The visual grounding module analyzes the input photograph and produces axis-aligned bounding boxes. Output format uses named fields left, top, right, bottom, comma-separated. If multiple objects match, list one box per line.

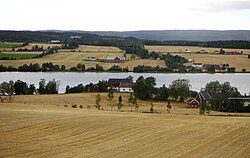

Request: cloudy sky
left=0, top=0, right=250, bottom=31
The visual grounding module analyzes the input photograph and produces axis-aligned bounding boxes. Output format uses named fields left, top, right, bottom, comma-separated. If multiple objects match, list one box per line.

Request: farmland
left=174, top=53, right=250, bottom=71
left=0, top=43, right=166, bottom=70
left=0, top=93, right=249, bottom=158
left=18, top=43, right=62, bottom=50
left=145, top=45, right=250, bottom=71
left=145, top=45, right=250, bottom=54
left=0, top=52, right=165, bottom=71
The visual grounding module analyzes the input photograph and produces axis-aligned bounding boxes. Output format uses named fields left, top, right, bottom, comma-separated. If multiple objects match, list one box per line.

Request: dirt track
left=0, top=94, right=249, bottom=158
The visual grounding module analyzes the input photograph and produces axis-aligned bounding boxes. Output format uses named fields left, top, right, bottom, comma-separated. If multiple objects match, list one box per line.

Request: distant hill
left=87, top=30, right=250, bottom=41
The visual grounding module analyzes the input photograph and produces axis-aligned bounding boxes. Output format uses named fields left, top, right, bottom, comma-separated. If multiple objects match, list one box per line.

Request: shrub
left=64, top=105, right=67, bottom=107
left=72, top=104, right=77, bottom=108
left=79, top=105, right=83, bottom=109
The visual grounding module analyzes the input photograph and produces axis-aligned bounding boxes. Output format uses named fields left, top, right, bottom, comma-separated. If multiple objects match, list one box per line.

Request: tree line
left=0, top=79, right=59, bottom=102
left=1, top=76, right=248, bottom=112
left=142, top=40, right=250, bottom=49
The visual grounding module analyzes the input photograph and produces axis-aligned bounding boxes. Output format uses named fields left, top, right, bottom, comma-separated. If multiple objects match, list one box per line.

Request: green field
left=0, top=53, right=37, bottom=60
left=0, top=42, right=23, bottom=48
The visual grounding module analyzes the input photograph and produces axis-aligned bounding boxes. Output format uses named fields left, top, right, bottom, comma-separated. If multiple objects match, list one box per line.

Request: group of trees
left=133, top=76, right=191, bottom=102
left=108, top=65, right=129, bottom=72
left=96, top=91, right=138, bottom=112
left=133, top=65, right=173, bottom=73
left=0, top=79, right=59, bottom=102
left=204, top=81, right=246, bottom=112
left=66, top=80, right=108, bottom=93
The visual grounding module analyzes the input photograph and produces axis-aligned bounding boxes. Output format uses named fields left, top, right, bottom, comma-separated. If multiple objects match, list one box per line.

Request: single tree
left=166, top=101, right=172, bottom=113
left=118, top=95, right=123, bottom=111
left=107, top=89, right=114, bottom=111
left=95, top=93, right=101, bottom=110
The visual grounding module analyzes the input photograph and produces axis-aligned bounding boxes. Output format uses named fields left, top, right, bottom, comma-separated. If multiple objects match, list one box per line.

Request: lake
left=0, top=72, right=249, bottom=94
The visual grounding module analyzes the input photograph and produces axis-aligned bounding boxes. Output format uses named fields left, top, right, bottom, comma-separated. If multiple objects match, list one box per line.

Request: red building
left=187, top=91, right=211, bottom=108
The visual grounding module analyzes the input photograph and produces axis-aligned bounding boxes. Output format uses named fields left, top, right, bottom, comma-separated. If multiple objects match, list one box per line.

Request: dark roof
left=199, top=91, right=211, bottom=100
left=108, top=78, right=131, bottom=84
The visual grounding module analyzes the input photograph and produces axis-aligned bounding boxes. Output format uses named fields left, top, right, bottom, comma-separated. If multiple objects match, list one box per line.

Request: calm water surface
left=0, top=72, right=249, bottom=94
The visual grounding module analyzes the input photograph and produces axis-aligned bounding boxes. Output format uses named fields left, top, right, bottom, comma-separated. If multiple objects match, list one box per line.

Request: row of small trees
left=95, top=90, right=138, bottom=112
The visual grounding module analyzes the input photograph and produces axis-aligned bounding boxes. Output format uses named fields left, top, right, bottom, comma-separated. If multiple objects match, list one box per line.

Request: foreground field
left=0, top=93, right=249, bottom=158
left=145, top=45, right=250, bottom=54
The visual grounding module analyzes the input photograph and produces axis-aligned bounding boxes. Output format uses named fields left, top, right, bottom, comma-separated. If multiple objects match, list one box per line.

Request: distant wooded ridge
left=1, top=30, right=250, bottom=51
left=88, top=30, right=250, bottom=41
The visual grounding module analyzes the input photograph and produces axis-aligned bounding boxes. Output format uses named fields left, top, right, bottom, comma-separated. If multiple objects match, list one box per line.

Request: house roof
left=120, top=82, right=132, bottom=88
left=108, top=78, right=131, bottom=85
left=199, top=91, right=211, bottom=100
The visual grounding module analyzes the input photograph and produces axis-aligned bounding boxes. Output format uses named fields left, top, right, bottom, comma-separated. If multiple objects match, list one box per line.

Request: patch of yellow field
left=174, top=53, right=250, bottom=71
left=0, top=93, right=249, bottom=158
left=19, top=43, right=62, bottom=49
left=0, top=51, right=42, bottom=55
left=120, top=59, right=166, bottom=70
left=146, top=45, right=250, bottom=54
left=75, top=45, right=122, bottom=52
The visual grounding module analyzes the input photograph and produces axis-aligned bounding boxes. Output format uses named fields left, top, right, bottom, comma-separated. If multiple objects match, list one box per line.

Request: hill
left=89, top=30, right=250, bottom=41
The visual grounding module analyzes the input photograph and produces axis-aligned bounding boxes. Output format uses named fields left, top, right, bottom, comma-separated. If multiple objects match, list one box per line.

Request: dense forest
left=142, top=40, right=250, bottom=49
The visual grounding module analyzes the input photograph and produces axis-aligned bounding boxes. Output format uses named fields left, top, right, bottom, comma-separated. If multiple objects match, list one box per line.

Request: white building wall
left=119, top=87, right=134, bottom=93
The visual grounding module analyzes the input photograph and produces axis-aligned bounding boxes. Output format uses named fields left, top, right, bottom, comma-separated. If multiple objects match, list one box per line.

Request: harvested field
left=145, top=45, right=250, bottom=54
left=174, top=53, right=250, bottom=71
left=75, top=45, right=121, bottom=52
left=19, top=43, right=62, bottom=50
left=0, top=93, right=249, bottom=158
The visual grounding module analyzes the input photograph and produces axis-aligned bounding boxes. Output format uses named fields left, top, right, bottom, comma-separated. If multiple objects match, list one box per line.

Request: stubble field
left=0, top=93, right=249, bottom=158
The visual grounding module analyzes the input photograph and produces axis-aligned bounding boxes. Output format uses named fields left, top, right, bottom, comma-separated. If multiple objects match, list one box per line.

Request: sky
left=0, top=0, right=250, bottom=31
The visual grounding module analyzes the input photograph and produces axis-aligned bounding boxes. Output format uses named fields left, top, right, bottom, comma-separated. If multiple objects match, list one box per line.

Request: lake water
left=0, top=72, right=249, bottom=94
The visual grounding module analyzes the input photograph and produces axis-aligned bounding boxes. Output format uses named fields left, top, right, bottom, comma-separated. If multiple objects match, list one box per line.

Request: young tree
left=95, top=93, right=101, bottom=110
left=118, top=95, right=123, bottom=111
left=199, top=102, right=211, bottom=115
left=107, top=89, right=114, bottom=111
left=128, top=92, right=134, bottom=111
left=166, top=101, right=172, bottom=113
left=150, top=102, right=154, bottom=113
left=128, top=92, right=138, bottom=112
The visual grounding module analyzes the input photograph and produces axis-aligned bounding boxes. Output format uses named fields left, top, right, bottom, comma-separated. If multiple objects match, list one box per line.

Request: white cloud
left=0, top=0, right=249, bottom=31
left=191, top=0, right=250, bottom=12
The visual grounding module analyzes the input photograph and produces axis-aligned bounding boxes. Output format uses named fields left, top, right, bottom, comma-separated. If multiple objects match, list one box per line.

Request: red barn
left=187, top=91, right=211, bottom=108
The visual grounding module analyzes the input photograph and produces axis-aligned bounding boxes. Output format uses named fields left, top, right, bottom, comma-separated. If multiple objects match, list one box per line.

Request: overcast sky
left=0, top=0, right=250, bottom=31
